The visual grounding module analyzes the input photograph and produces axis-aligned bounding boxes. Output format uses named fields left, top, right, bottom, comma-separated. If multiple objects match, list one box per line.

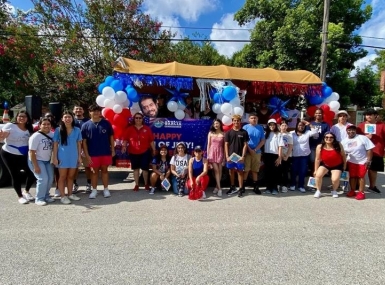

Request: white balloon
left=115, top=91, right=127, bottom=103
left=233, top=106, right=244, bottom=116
left=328, top=92, right=340, bottom=102
left=113, top=104, right=123, bottom=114
left=328, top=101, right=340, bottom=112
left=104, top=98, right=115, bottom=109
left=102, top=86, right=115, bottom=99
left=222, top=115, right=232, bottom=126
left=229, top=97, right=241, bottom=107
left=177, top=103, right=186, bottom=110
left=96, top=95, right=106, bottom=107
left=174, top=109, right=185, bottom=120
left=220, top=103, right=233, bottom=115
left=212, top=103, right=222, bottom=114
left=217, top=113, right=224, bottom=120
left=121, top=99, right=130, bottom=107
left=167, top=101, right=178, bottom=112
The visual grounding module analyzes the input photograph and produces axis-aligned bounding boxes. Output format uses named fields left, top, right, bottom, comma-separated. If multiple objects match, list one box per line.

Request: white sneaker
left=331, top=190, right=339, bottom=198
left=54, top=189, right=60, bottom=197
left=314, top=190, right=321, bottom=198
left=46, top=197, right=55, bottom=203
left=18, top=197, right=29, bottom=204
left=103, top=189, right=111, bottom=198
left=272, top=189, right=278, bottom=195
left=299, top=187, right=306, bottom=193
left=89, top=190, right=97, bottom=199
left=201, top=191, right=206, bottom=199
left=60, top=197, right=71, bottom=204
left=23, top=192, right=34, bottom=201
left=149, top=187, right=155, bottom=195
left=281, top=186, right=288, bottom=193
left=68, top=194, right=81, bottom=201
left=289, top=186, right=296, bottom=191
left=35, top=200, right=47, bottom=206
left=217, top=190, right=222, bottom=197
left=213, top=188, right=218, bottom=194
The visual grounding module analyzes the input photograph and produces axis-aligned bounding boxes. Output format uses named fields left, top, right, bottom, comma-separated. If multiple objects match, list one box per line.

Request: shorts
left=89, top=155, right=112, bottom=168
left=320, top=162, right=344, bottom=172
left=226, top=161, right=245, bottom=171
left=347, top=162, right=367, bottom=178
left=129, top=150, right=151, bottom=170
left=245, top=152, right=261, bottom=172
left=369, top=156, right=384, bottom=172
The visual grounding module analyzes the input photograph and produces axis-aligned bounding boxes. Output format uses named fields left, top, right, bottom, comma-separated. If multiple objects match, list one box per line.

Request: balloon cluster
left=166, top=88, right=188, bottom=120
left=306, top=83, right=340, bottom=126
left=211, top=86, right=244, bottom=126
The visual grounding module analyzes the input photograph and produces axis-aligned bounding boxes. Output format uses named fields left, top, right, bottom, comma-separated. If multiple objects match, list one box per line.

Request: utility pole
left=320, top=0, right=331, bottom=82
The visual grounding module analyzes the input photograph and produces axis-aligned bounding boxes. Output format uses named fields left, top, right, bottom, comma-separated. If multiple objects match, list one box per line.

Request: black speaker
left=25, top=95, right=42, bottom=121
left=49, top=102, right=62, bottom=124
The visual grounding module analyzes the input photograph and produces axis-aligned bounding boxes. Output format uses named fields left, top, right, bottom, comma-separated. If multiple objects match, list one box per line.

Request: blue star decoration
left=267, top=97, right=290, bottom=118
left=165, top=88, right=188, bottom=107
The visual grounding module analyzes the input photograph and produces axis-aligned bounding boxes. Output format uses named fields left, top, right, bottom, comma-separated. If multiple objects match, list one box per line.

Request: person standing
left=224, top=114, right=249, bottom=197
left=357, top=108, right=385, bottom=193
left=122, top=112, right=156, bottom=191
left=206, top=119, right=225, bottom=197
left=0, top=110, right=36, bottom=204
left=82, top=105, right=115, bottom=199
left=242, top=113, right=265, bottom=195
left=330, top=110, right=352, bottom=142
left=28, top=118, right=55, bottom=205
left=341, top=125, right=374, bottom=200
left=278, top=120, right=293, bottom=192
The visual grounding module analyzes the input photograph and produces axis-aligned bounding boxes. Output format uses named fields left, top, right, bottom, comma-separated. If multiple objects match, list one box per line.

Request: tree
left=371, top=50, right=385, bottom=75
left=326, top=69, right=355, bottom=108
left=233, top=0, right=372, bottom=78
left=351, top=66, right=382, bottom=108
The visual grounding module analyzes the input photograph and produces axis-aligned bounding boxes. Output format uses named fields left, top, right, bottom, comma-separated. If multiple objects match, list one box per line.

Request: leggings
left=0, top=149, right=36, bottom=197
left=176, top=177, right=187, bottom=193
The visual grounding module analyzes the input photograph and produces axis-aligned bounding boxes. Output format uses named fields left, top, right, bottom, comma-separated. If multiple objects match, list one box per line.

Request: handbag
left=38, top=131, right=55, bottom=163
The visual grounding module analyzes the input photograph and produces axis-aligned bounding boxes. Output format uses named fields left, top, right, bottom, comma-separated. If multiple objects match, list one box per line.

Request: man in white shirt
left=330, top=110, right=352, bottom=142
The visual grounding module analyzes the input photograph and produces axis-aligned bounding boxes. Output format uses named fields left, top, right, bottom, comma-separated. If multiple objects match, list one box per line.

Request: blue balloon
left=322, top=86, right=333, bottom=98
left=110, top=80, right=124, bottom=92
left=209, top=88, right=217, bottom=99
left=213, top=93, right=223, bottom=103
left=126, top=87, right=138, bottom=101
left=309, top=95, right=324, bottom=105
left=105, top=76, right=115, bottom=85
left=222, top=86, right=237, bottom=101
left=98, top=82, right=107, bottom=94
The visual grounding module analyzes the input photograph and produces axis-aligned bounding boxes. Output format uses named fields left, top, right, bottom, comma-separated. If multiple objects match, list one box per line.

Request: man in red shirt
left=122, top=112, right=156, bottom=191
left=357, top=108, right=385, bottom=193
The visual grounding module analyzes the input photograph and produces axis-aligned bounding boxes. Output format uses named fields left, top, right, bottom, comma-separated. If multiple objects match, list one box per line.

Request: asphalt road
left=1, top=168, right=385, bottom=285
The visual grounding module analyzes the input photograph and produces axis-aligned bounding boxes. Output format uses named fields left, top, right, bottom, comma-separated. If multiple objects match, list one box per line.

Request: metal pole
left=320, top=0, right=330, bottom=81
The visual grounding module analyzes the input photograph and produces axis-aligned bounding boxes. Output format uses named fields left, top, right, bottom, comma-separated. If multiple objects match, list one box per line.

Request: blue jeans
left=291, top=156, right=309, bottom=188
left=28, top=160, right=54, bottom=202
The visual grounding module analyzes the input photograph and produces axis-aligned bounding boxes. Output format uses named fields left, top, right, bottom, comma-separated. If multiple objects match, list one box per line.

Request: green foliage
left=351, top=66, right=382, bottom=108
left=326, top=69, right=355, bottom=108
left=371, top=50, right=385, bottom=75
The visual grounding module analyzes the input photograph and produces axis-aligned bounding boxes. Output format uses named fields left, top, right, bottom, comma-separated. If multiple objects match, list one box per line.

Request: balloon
left=105, top=76, right=115, bottom=85
left=102, top=86, right=115, bottom=99
left=307, top=106, right=318, bottom=117
left=177, top=103, right=186, bottom=110
left=217, top=113, right=224, bottom=120
left=212, top=103, right=222, bottom=114
left=233, top=106, right=244, bottom=116
left=98, top=82, right=107, bottom=94
left=104, top=98, right=115, bottom=109
left=209, top=88, right=217, bottom=99
left=322, top=86, right=333, bottom=98
left=309, top=95, right=324, bottom=105
left=229, top=97, right=241, bottom=107
left=96, top=95, right=106, bottom=107
left=276, top=117, right=282, bottom=124
left=167, top=101, right=178, bottom=112
left=102, top=108, right=114, bottom=121
left=329, top=92, right=340, bottom=102
left=115, top=91, right=127, bottom=103
left=320, top=104, right=330, bottom=114
left=222, top=86, right=237, bottom=101
left=328, top=101, right=340, bottom=112
left=223, top=124, right=233, bottom=132
left=121, top=99, right=130, bottom=107
left=174, top=109, right=185, bottom=120
left=121, top=108, right=131, bottom=118
left=221, top=115, right=232, bottom=126
left=130, top=102, right=141, bottom=114
left=113, top=104, right=123, bottom=114
left=126, top=87, right=139, bottom=101
left=220, top=103, right=233, bottom=115
left=213, top=93, right=223, bottom=104
left=112, top=125, right=123, bottom=139
left=110, top=80, right=124, bottom=92
left=113, top=113, right=128, bottom=127
left=324, top=111, right=335, bottom=122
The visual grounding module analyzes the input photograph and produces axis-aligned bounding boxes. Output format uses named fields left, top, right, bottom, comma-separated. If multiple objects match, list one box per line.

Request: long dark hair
left=14, top=110, right=33, bottom=134
left=155, top=145, right=171, bottom=163
left=295, top=120, right=306, bottom=134
left=321, top=132, right=341, bottom=152
left=59, top=110, right=75, bottom=146
left=209, top=119, right=223, bottom=133
left=265, top=121, right=279, bottom=139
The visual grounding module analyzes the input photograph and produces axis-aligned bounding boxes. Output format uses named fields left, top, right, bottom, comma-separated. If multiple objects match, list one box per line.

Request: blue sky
left=7, top=0, right=385, bottom=70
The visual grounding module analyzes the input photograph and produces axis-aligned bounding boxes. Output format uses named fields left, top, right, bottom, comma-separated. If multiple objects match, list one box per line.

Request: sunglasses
left=134, top=117, right=143, bottom=120
left=325, top=136, right=334, bottom=139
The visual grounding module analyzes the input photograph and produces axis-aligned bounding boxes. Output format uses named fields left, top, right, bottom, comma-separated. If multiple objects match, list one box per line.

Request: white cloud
left=209, top=13, right=256, bottom=58
left=4, top=3, right=15, bottom=14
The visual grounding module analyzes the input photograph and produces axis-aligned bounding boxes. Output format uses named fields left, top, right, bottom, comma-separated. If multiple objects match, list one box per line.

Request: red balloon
left=223, top=124, right=233, bottom=132
left=320, top=104, right=330, bottom=113
left=113, top=113, right=128, bottom=128
left=102, top=108, right=114, bottom=121
left=121, top=108, right=131, bottom=118
left=271, top=113, right=280, bottom=120
left=276, top=117, right=282, bottom=124
left=324, top=110, right=335, bottom=122
left=307, top=106, right=318, bottom=117
left=112, top=125, right=123, bottom=139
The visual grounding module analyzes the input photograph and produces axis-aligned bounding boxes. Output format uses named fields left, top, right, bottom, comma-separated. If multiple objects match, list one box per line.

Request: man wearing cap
left=341, top=125, right=374, bottom=200
left=330, top=110, right=352, bottom=142
left=225, top=114, right=249, bottom=197
left=357, top=108, right=385, bottom=193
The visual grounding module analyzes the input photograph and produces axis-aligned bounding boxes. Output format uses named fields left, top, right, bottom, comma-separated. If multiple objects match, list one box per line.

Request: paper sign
left=228, top=152, right=241, bottom=163
left=161, top=178, right=171, bottom=191
left=340, top=171, right=349, bottom=182
left=307, top=177, right=316, bottom=188
left=365, top=124, right=376, bottom=134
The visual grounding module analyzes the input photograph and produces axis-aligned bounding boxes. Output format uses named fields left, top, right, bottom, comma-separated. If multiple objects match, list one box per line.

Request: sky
left=7, top=0, right=385, bottom=74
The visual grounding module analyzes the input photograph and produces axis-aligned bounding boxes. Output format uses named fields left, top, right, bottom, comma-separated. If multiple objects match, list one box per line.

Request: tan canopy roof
left=114, top=57, right=321, bottom=85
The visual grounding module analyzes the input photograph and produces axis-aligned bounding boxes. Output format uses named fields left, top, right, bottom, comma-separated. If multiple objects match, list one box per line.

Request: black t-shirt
left=199, top=110, right=216, bottom=120
left=75, top=117, right=90, bottom=129
left=225, top=129, right=250, bottom=156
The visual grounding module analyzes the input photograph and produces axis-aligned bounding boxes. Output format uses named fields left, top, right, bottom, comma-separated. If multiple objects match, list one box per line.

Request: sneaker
left=103, top=189, right=111, bottom=198
left=35, top=200, right=47, bottom=206
left=299, top=187, right=306, bottom=193
left=272, top=189, right=278, bottom=195
left=314, top=190, right=321, bottom=198
left=72, top=183, right=79, bottom=194
left=227, top=186, right=239, bottom=195
left=238, top=188, right=245, bottom=198
left=54, top=188, right=60, bottom=197
left=213, top=188, right=219, bottom=194
left=149, top=187, right=155, bottom=195
left=144, top=184, right=150, bottom=191
left=263, top=189, right=272, bottom=194
left=253, top=188, right=262, bottom=195
left=217, top=190, right=222, bottom=197
left=289, top=186, right=296, bottom=191
left=60, top=196, right=71, bottom=204
left=18, top=197, right=29, bottom=204
left=89, top=190, right=97, bottom=199
left=201, top=192, right=206, bottom=199
left=68, top=194, right=81, bottom=201
left=356, top=191, right=366, bottom=200
left=45, top=197, right=55, bottom=203
left=85, top=184, right=92, bottom=193
left=178, top=190, right=184, bottom=197
left=23, top=192, right=34, bottom=201
left=331, top=190, right=338, bottom=198
left=133, top=185, right=139, bottom=192
left=368, top=186, right=381, bottom=193
left=281, top=186, right=288, bottom=193
left=346, top=190, right=356, bottom=197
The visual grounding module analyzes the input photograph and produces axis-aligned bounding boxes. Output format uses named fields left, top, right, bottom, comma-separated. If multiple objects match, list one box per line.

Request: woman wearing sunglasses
left=187, top=145, right=209, bottom=200
left=313, top=132, right=346, bottom=198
